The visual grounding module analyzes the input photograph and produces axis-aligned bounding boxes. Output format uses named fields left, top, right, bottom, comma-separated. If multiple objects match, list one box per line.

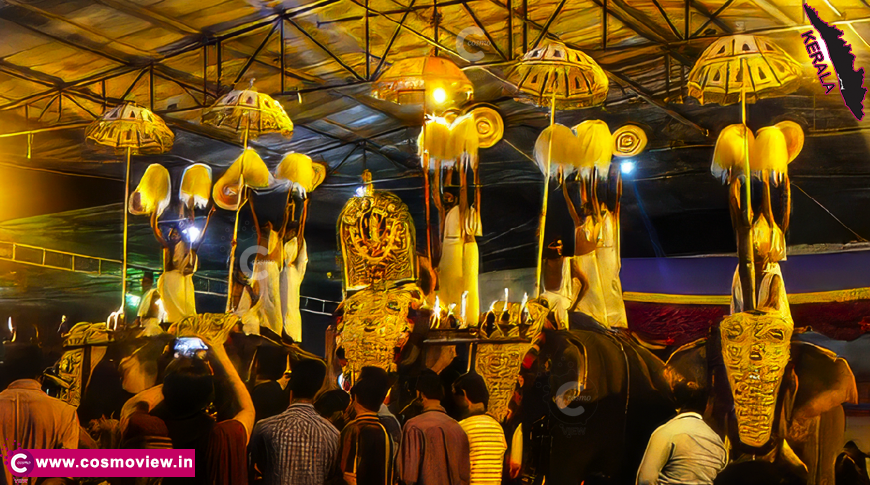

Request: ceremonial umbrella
left=202, top=84, right=294, bottom=308
left=687, top=35, right=803, bottom=310
left=85, top=102, right=174, bottom=317
left=372, top=54, right=474, bottom=262
left=506, top=40, right=609, bottom=296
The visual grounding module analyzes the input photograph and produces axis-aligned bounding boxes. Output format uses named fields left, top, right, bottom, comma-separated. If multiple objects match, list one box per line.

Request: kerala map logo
left=802, top=2, right=867, bottom=120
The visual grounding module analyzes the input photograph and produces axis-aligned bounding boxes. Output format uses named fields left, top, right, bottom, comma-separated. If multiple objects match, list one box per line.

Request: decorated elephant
left=517, top=315, right=676, bottom=485
left=667, top=317, right=858, bottom=485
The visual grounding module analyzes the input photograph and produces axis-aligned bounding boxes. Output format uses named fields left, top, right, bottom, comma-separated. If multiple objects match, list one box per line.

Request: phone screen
left=174, top=337, right=208, bottom=357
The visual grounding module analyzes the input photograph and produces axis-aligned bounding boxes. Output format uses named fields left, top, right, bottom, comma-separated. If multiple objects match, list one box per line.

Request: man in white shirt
left=636, top=385, right=727, bottom=485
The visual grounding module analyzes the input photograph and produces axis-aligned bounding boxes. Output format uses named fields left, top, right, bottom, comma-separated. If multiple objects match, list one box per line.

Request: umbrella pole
left=226, top=121, right=250, bottom=311
left=535, top=93, right=556, bottom=297
left=739, top=59, right=756, bottom=311
left=121, top=146, right=131, bottom=320
left=423, top=100, right=432, bottom=264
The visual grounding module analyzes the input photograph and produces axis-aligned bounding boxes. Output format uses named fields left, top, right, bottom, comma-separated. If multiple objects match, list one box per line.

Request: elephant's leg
left=788, top=405, right=846, bottom=485
left=812, top=406, right=846, bottom=485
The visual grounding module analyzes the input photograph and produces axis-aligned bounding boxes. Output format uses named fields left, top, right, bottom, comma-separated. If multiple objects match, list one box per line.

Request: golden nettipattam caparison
left=473, top=298, right=549, bottom=422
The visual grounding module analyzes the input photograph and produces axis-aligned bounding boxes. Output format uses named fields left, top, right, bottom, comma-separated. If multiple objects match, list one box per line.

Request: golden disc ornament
left=612, top=124, right=648, bottom=158
left=507, top=40, right=608, bottom=110
left=466, top=105, right=504, bottom=148
left=687, top=35, right=804, bottom=106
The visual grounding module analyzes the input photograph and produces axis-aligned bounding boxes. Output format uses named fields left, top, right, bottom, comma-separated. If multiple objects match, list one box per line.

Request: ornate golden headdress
left=338, top=189, right=417, bottom=292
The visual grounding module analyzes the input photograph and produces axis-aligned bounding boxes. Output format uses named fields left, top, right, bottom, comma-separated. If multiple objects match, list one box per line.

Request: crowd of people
left=0, top=334, right=514, bottom=485
left=1, top=331, right=866, bottom=485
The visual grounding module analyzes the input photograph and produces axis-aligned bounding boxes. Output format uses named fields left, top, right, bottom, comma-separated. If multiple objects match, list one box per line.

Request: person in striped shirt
left=454, top=372, right=507, bottom=485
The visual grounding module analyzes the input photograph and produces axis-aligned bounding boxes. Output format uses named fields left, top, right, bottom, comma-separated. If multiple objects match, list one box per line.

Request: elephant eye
left=724, top=323, right=744, bottom=340
left=768, top=329, right=785, bottom=341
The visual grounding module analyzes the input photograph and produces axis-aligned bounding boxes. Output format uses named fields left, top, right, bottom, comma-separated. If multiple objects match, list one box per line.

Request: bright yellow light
left=433, top=87, right=447, bottom=104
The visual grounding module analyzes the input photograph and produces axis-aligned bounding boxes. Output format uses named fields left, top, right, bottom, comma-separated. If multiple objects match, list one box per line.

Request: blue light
left=621, top=161, right=636, bottom=175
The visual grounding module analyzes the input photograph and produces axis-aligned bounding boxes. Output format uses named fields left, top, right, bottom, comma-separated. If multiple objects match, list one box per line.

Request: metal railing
left=0, top=240, right=341, bottom=314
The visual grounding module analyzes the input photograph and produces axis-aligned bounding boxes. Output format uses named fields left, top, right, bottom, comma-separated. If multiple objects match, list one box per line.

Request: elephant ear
left=665, top=338, right=708, bottom=392
left=790, top=341, right=858, bottom=421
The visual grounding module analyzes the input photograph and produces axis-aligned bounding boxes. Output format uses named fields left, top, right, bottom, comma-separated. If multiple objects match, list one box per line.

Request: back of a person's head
left=351, top=366, right=390, bottom=413
left=256, top=345, right=288, bottom=381
left=162, top=357, right=214, bottom=417
left=415, top=370, right=444, bottom=401
left=4, top=344, right=45, bottom=383
left=453, top=372, right=489, bottom=408
left=289, top=359, right=327, bottom=400
left=315, top=389, right=351, bottom=417
left=673, top=381, right=707, bottom=414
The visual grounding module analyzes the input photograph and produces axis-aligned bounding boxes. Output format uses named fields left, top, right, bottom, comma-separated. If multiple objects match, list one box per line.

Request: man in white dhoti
left=280, top=194, right=308, bottom=343
left=436, top=159, right=481, bottom=325
left=153, top=209, right=212, bottom=324
left=541, top=238, right=588, bottom=329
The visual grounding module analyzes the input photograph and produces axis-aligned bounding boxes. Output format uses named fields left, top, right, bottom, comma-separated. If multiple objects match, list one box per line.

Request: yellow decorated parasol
left=687, top=35, right=803, bottom=106
left=372, top=55, right=474, bottom=108
left=202, top=83, right=293, bottom=308
left=86, top=101, right=174, bottom=317
left=507, top=40, right=609, bottom=110
left=689, top=35, right=804, bottom=311
left=202, top=85, right=294, bottom=144
left=508, top=40, right=609, bottom=296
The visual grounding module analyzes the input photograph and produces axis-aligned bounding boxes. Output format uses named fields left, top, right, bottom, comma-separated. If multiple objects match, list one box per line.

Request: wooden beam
left=686, top=0, right=732, bottom=34
left=692, top=0, right=735, bottom=37
left=372, top=0, right=417, bottom=80
left=607, top=70, right=710, bottom=137
left=2, top=0, right=160, bottom=59
left=746, top=0, right=798, bottom=25
left=287, top=18, right=366, bottom=81
left=233, top=21, right=279, bottom=86
left=94, top=0, right=200, bottom=35
left=530, top=0, right=567, bottom=50
left=347, top=0, right=470, bottom=61
left=649, top=0, right=682, bottom=39
left=464, top=2, right=507, bottom=60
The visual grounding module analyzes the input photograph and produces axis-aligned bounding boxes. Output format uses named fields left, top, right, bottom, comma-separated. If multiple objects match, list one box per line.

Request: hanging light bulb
left=432, top=87, right=448, bottom=104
